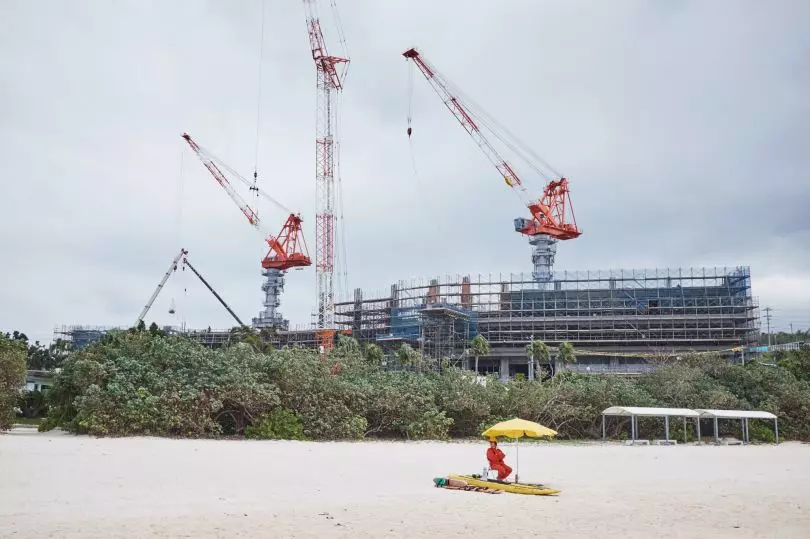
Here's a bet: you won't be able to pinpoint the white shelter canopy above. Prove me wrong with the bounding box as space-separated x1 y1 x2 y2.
602 406 699 418
601 407 780 444
695 409 777 420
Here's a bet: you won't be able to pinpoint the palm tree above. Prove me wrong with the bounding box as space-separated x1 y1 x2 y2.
469 334 490 375
557 341 577 373
525 340 550 378
363 343 383 367
397 343 419 370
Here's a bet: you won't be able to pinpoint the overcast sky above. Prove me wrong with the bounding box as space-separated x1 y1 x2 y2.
1 0 809 343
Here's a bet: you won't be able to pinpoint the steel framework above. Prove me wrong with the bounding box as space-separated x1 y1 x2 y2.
303 0 349 340
333 266 760 371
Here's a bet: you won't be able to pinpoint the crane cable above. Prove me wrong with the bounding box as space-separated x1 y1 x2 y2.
176 145 185 325
406 62 419 174
252 0 267 209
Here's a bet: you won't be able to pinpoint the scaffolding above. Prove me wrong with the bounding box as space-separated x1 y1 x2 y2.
334 266 759 366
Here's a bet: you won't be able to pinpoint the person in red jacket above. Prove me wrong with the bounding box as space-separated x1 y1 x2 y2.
486 439 513 481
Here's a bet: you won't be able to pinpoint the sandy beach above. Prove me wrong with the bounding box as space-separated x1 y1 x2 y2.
1 428 809 538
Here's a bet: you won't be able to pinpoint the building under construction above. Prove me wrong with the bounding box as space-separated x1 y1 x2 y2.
320 266 759 376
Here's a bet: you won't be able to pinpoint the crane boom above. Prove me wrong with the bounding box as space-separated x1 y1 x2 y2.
403 49 527 197
181 133 311 271
136 248 187 326
135 248 245 328
181 257 244 326
182 133 260 229
403 47 582 241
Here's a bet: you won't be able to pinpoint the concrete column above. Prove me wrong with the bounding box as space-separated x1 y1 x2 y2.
500 357 509 381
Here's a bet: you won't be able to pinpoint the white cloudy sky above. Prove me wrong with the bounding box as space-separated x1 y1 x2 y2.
1 0 809 343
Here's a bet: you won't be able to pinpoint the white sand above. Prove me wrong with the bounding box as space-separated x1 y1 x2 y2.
1 428 809 538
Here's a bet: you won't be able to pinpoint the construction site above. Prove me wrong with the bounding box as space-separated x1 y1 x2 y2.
55 1 760 376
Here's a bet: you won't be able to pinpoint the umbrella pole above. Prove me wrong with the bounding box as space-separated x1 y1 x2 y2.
515 436 519 484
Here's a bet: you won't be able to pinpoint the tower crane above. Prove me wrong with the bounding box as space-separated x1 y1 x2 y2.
182 133 311 330
403 48 582 284
301 0 349 353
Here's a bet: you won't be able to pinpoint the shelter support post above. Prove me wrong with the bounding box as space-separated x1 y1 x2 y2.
741 419 745 443
714 417 719 443
775 418 779 444
665 416 670 442
683 417 687 444
631 415 636 441
602 414 605 441
745 418 749 443
697 418 701 443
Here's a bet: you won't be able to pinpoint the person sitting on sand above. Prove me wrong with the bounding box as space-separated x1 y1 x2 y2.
486 439 512 481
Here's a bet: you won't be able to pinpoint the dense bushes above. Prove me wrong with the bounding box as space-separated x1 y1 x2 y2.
39 331 810 441
1 333 28 430
41 331 279 437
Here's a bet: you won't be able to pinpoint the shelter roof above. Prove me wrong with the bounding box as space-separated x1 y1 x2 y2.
602 406 699 417
694 409 777 420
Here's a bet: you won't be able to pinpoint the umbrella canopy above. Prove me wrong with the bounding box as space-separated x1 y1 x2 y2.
482 418 557 440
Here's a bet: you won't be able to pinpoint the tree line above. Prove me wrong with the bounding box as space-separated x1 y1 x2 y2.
2 328 807 441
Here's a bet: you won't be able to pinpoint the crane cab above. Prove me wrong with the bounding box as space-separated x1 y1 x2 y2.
514 218 531 233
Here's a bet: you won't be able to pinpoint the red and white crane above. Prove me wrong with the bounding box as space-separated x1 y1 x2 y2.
403 48 582 283
182 132 311 329
302 0 350 350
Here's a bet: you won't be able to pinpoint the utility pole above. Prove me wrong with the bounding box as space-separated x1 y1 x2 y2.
790 322 794 334
764 307 773 347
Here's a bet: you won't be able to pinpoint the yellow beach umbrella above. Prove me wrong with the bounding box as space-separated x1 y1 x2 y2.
482 418 557 440
482 418 557 483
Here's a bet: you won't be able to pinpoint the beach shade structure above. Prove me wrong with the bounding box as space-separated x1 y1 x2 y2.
481 418 557 483
694 409 779 444
601 406 700 444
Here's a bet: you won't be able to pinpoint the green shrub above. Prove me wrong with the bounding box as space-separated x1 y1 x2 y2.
748 421 775 443
0 334 27 430
43 331 279 437
26 330 810 442
406 410 454 440
245 408 304 440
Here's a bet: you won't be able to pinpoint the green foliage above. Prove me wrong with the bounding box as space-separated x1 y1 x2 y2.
0 334 28 430
245 408 304 440
1 331 67 370
363 343 383 367
761 330 810 346
470 334 490 373
17 389 48 418
779 348 810 382
406 410 454 440
557 341 576 365
42 331 279 437
24 329 810 442
525 340 549 363
396 343 420 369
748 421 775 443
525 340 550 376
228 325 268 353
265 348 367 439
335 335 361 356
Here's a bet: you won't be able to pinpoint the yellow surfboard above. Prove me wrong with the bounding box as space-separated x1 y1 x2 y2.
449 474 560 496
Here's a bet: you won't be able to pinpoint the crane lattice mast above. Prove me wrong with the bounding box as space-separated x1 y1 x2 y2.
302 0 349 346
